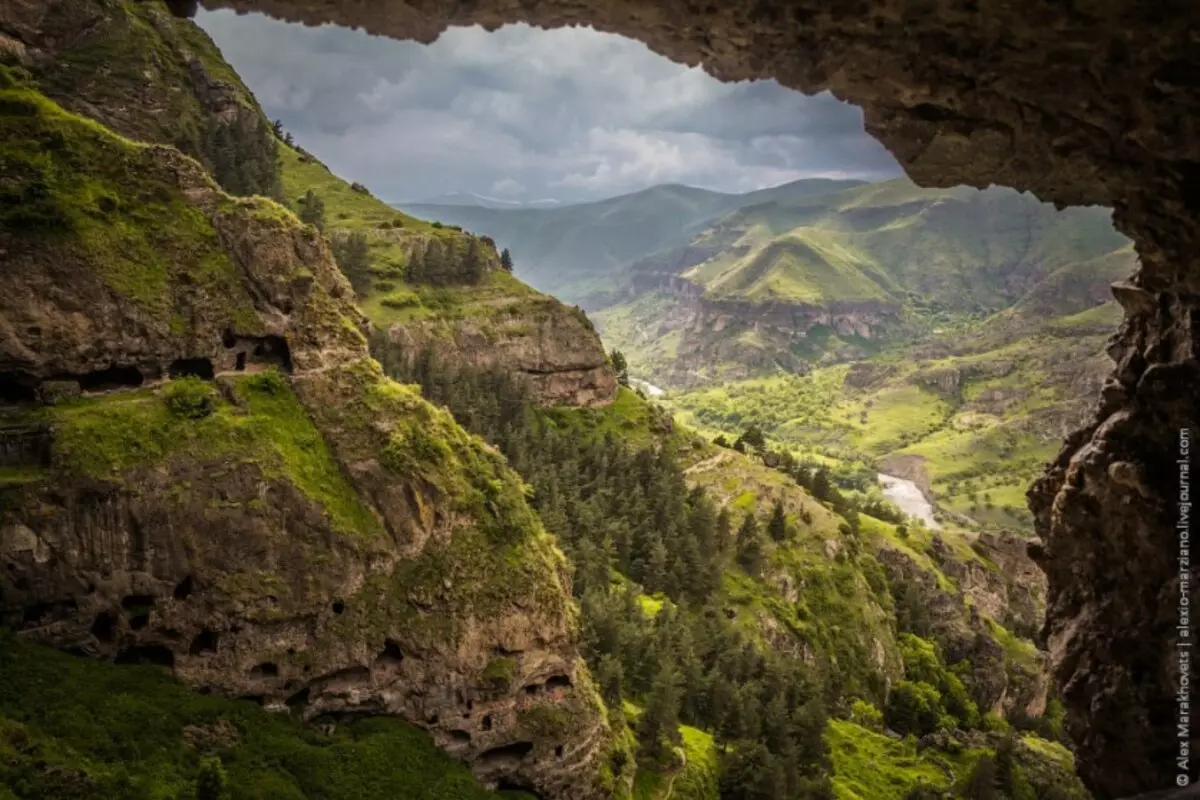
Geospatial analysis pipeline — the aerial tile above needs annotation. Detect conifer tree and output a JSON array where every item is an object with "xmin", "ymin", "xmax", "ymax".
[
  {"xmin": 331, "ymin": 231, "xmax": 372, "ymax": 297},
  {"xmin": 767, "ymin": 499, "xmax": 789, "ymax": 542},
  {"xmin": 736, "ymin": 513, "xmax": 765, "ymax": 577},
  {"xmin": 499, "ymin": 247, "xmax": 514, "ymax": 272},
  {"xmin": 297, "ymin": 189, "xmax": 325, "ymax": 232}
]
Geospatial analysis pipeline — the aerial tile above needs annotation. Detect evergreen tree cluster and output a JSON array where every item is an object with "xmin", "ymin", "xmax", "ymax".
[
  {"xmin": 297, "ymin": 189, "xmax": 325, "ymax": 232},
  {"xmin": 375, "ymin": 342, "xmax": 836, "ymax": 799},
  {"xmin": 197, "ymin": 115, "xmax": 280, "ymax": 199},
  {"xmin": 404, "ymin": 237, "xmax": 487, "ymax": 285},
  {"xmin": 609, "ymin": 349, "xmax": 630, "ymax": 387},
  {"xmin": 331, "ymin": 231, "xmax": 372, "ymax": 298},
  {"xmin": 715, "ymin": 425, "xmax": 910, "ymax": 529}
]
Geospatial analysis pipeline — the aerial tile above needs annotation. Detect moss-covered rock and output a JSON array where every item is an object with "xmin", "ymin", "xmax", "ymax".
[
  {"xmin": 16, "ymin": 0, "xmax": 280, "ymax": 197},
  {"xmin": 0, "ymin": 71, "xmax": 608, "ymax": 800}
]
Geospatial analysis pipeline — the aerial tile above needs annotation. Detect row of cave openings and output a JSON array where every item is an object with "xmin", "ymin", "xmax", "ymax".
[
  {"xmin": 0, "ymin": 334, "xmax": 294, "ymax": 470},
  {"xmin": 0, "ymin": 332, "xmax": 292, "ymax": 409},
  {"xmin": 18, "ymin": 580, "xmax": 568, "ymax": 798}
]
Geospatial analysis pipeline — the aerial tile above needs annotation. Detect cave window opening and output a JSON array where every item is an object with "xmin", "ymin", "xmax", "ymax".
[
  {"xmin": 235, "ymin": 352, "xmax": 246, "ymax": 371},
  {"xmin": 115, "ymin": 645, "xmax": 176, "ymax": 668},
  {"xmin": 189, "ymin": 629, "xmax": 219, "ymax": 655},
  {"xmin": 545, "ymin": 674, "xmax": 572, "ymax": 690},
  {"xmin": 479, "ymin": 741, "xmax": 534, "ymax": 766},
  {"xmin": 495, "ymin": 779, "xmax": 543, "ymax": 798},
  {"xmin": 90, "ymin": 612, "xmax": 117, "ymax": 643},
  {"xmin": 482, "ymin": 714, "xmax": 493, "ymax": 731},
  {"xmin": 0, "ymin": 373, "xmax": 37, "ymax": 405},
  {"xmin": 168, "ymin": 358, "xmax": 214, "ymax": 380},
  {"xmin": 286, "ymin": 687, "xmax": 310, "ymax": 713},
  {"xmin": 76, "ymin": 366, "xmax": 144, "ymax": 392},
  {"xmin": 173, "ymin": 575, "xmax": 195, "ymax": 600},
  {"xmin": 250, "ymin": 662, "xmax": 279, "ymax": 678}
]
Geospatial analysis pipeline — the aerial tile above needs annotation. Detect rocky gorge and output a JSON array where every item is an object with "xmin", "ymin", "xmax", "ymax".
[{"xmin": 0, "ymin": 0, "xmax": 1195, "ymax": 796}]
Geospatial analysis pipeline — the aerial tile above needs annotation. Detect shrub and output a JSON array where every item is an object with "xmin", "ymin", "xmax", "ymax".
[
  {"xmin": 885, "ymin": 681, "xmax": 943, "ymax": 736},
  {"xmin": 849, "ymin": 699, "xmax": 884, "ymax": 731},
  {"xmin": 163, "ymin": 377, "xmax": 217, "ymax": 419}
]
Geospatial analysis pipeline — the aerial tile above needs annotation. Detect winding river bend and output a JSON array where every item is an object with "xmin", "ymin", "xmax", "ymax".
[{"xmin": 877, "ymin": 473, "xmax": 940, "ymax": 529}]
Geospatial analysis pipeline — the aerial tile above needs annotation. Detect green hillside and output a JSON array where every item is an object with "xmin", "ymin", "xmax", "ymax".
[
  {"xmin": 585, "ymin": 178, "xmax": 1133, "ymax": 531},
  {"xmin": 627, "ymin": 177, "xmax": 1128, "ymax": 313},
  {"xmin": 0, "ymin": 634, "xmax": 529, "ymax": 800}
]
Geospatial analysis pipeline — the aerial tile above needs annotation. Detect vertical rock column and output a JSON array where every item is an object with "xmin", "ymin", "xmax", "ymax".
[{"xmin": 1030, "ymin": 195, "xmax": 1199, "ymax": 798}]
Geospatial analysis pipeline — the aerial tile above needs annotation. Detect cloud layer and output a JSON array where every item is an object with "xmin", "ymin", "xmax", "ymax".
[{"xmin": 196, "ymin": 10, "xmax": 903, "ymax": 204}]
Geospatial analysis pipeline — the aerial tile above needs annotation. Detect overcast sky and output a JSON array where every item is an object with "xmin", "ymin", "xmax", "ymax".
[{"xmin": 196, "ymin": 10, "xmax": 902, "ymax": 205}]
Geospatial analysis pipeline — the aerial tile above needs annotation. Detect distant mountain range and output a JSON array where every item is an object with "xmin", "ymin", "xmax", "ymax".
[
  {"xmin": 398, "ymin": 191, "xmax": 564, "ymax": 209},
  {"xmin": 395, "ymin": 178, "xmax": 869, "ymax": 302}
]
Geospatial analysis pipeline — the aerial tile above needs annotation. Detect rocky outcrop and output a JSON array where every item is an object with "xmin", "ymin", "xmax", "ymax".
[
  {"xmin": 0, "ymin": 74, "xmax": 610, "ymax": 799},
  {"xmin": 877, "ymin": 540, "xmax": 1050, "ymax": 721},
  {"xmin": 5, "ymin": 0, "xmax": 279, "ymax": 198},
  {"xmin": 376, "ymin": 301, "xmax": 618, "ymax": 408}
]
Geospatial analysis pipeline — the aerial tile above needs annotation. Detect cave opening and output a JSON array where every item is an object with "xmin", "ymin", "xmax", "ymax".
[
  {"xmin": 221, "ymin": 331, "xmax": 294, "ymax": 374},
  {"xmin": 495, "ymin": 780, "xmax": 544, "ymax": 799},
  {"xmin": 75, "ymin": 366, "xmax": 145, "ymax": 392},
  {"xmin": 189, "ymin": 629, "xmax": 220, "ymax": 655},
  {"xmin": 168, "ymin": 358, "xmax": 215, "ymax": 380},
  {"xmin": 478, "ymin": 740, "xmax": 534, "ymax": 767},
  {"xmin": 115, "ymin": 645, "xmax": 176, "ymax": 668},
  {"xmin": 250, "ymin": 661, "xmax": 280, "ymax": 678},
  {"xmin": 0, "ymin": 372, "xmax": 37, "ymax": 405}
]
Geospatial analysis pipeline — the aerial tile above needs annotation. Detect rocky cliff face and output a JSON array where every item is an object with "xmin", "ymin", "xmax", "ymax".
[
  {"xmin": 0, "ymin": 69, "xmax": 611, "ymax": 799},
  {"xmin": 378, "ymin": 308, "xmax": 618, "ymax": 409},
  {"xmin": 5, "ymin": 0, "xmax": 279, "ymax": 198},
  {"xmin": 367, "ymin": 230, "xmax": 617, "ymax": 407}
]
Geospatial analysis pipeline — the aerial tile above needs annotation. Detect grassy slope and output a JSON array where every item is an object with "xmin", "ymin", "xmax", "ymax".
[
  {"xmin": 551, "ymin": 393, "xmax": 1079, "ymax": 797},
  {"xmin": 29, "ymin": 0, "xmax": 259, "ymax": 155},
  {"xmin": 277, "ymin": 144, "xmax": 578, "ymax": 336},
  {"xmin": 0, "ymin": 634, "xmax": 528, "ymax": 800},
  {"xmin": 9, "ymin": 374, "xmax": 382, "ymax": 539}
]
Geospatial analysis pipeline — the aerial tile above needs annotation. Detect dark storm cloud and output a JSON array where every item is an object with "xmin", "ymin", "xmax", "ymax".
[{"xmin": 195, "ymin": 9, "xmax": 902, "ymax": 204}]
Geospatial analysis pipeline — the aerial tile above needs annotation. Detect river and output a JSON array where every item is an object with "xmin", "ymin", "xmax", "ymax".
[
  {"xmin": 629, "ymin": 377, "xmax": 665, "ymax": 397},
  {"xmin": 877, "ymin": 473, "xmax": 940, "ymax": 529}
]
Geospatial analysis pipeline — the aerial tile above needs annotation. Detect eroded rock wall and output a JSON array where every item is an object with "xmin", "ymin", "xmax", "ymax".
[{"xmin": 0, "ymin": 71, "xmax": 610, "ymax": 799}]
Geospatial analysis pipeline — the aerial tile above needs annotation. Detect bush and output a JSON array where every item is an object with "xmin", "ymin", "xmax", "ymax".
[
  {"xmin": 163, "ymin": 377, "xmax": 217, "ymax": 419},
  {"xmin": 885, "ymin": 681, "xmax": 944, "ymax": 736},
  {"xmin": 849, "ymin": 699, "xmax": 884, "ymax": 731}
]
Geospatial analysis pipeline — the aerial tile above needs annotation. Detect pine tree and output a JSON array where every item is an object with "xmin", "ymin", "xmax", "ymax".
[
  {"xmin": 639, "ymin": 664, "xmax": 682, "ymax": 759},
  {"xmin": 609, "ymin": 349, "xmax": 630, "ymax": 386},
  {"xmin": 811, "ymin": 468, "xmax": 832, "ymax": 501},
  {"xmin": 196, "ymin": 757, "xmax": 230, "ymax": 800},
  {"xmin": 965, "ymin": 754, "xmax": 998, "ymax": 800},
  {"xmin": 767, "ymin": 499, "xmax": 789, "ymax": 542},
  {"xmin": 499, "ymin": 247, "xmax": 514, "ymax": 272},
  {"xmin": 596, "ymin": 653, "xmax": 624, "ymax": 708},
  {"xmin": 297, "ymin": 189, "xmax": 325, "ymax": 232},
  {"xmin": 736, "ymin": 513, "xmax": 765, "ymax": 577},
  {"xmin": 994, "ymin": 733, "xmax": 1018, "ymax": 796},
  {"xmin": 331, "ymin": 231, "xmax": 372, "ymax": 297}
]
